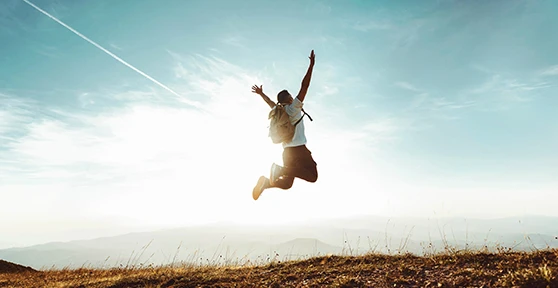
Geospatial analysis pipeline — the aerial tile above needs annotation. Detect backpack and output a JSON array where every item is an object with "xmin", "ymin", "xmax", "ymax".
[{"xmin": 268, "ymin": 103, "xmax": 312, "ymax": 144}]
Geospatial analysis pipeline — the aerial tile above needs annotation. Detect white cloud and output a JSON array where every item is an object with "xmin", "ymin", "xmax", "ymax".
[
  {"xmin": 429, "ymin": 97, "xmax": 477, "ymax": 111},
  {"xmin": 78, "ymin": 92, "xmax": 94, "ymax": 107},
  {"xmin": 309, "ymin": 1, "xmax": 332, "ymax": 15},
  {"xmin": 0, "ymin": 94, "xmax": 33, "ymax": 137},
  {"xmin": 109, "ymin": 43, "xmax": 124, "ymax": 51},
  {"xmin": 540, "ymin": 65, "xmax": 558, "ymax": 76},
  {"xmin": 34, "ymin": 45, "xmax": 59, "ymax": 58},
  {"xmin": 395, "ymin": 81, "xmax": 422, "ymax": 93},
  {"xmin": 221, "ymin": 35, "xmax": 248, "ymax": 49},
  {"xmin": 467, "ymin": 74, "xmax": 550, "ymax": 108},
  {"xmin": 403, "ymin": 71, "xmax": 551, "ymax": 116},
  {"xmin": 0, "ymin": 110, "xmax": 19, "ymax": 135},
  {"xmin": 0, "ymin": 51, "xmax": 407, "ymax": 247},
  {"xmin": 320, "ymin": 85, "xmax": 339, "ymax": 97},
  {"xmin": 398, "ymin": 82, "xmax": 475, "ymax": 118},
  {"xmin": 352, "ymin": 20, "xmax": 392, "ymax": 32}
]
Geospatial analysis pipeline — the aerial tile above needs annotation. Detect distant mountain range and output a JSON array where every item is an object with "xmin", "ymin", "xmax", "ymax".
[{"xmin": 1, "ymin": 215, "xmax": 556, "ymax": 270}]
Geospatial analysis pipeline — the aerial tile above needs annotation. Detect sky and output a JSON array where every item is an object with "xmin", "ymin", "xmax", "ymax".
[{"xmin": 1, "ymin": 0, "xmax": 557, "ymax": 248}]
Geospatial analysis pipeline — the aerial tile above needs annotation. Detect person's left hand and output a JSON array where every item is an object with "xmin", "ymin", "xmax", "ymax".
[{"xmin": 251, "ymin": 84, "xmax": 264, "ymax": 95}]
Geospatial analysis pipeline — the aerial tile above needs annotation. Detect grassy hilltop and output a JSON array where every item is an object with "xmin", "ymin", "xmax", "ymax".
[{"xmin": 1, "ymin": 249, "xmax": 557, "ymax": 287}]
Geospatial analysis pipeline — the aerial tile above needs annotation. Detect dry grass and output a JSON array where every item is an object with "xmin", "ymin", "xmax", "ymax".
[{"xmin": 1, "ymin": 248, "xmax": 557, "ymax": 288}]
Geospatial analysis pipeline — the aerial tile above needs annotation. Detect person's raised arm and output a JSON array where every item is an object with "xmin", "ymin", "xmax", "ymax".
[
  {"xmin": 252, "ymin": 84, "xmax": 276, "ymax": 109},
  {"xmin": 296, "ymin": 50, "xmax": 315, "ymax": 103}
]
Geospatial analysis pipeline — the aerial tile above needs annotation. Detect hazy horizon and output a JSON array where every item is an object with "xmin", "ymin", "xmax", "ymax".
[
  {"xmin": 1, "ymin": 0, "xmax": 557, "ymax": 250},
  {"xmin": 2, "ymin": 214, "xmax": 557, "ymax": 269}
]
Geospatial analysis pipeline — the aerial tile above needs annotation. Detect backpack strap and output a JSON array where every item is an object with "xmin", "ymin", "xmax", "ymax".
[
  {"xmin": 302, "ymin": 108, "xmax": 313, "ymax": 121},
  {"xmin": 294, "ymin": 108, "xmax": 313, "ymax": 126},
  {"xmin": 276, "ymin": 101, "xmax": 313, "ymax": 126}
]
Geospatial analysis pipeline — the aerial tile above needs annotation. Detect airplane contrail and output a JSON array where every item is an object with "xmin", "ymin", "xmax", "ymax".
[{"xmin": 22, "ymin": 0, "xmax": 204, "ymax": 110}]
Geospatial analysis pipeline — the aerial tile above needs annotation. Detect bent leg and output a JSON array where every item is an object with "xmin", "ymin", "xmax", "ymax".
[
  {"xmin": 271, "ymin": 175, "xmax": 295, "ymax": 190},
  {"xmin": 282, "ymin": 163, "xmax": 317, "ymax": 183}
]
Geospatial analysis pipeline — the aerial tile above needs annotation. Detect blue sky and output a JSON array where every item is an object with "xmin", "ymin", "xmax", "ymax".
[{"xmin": 1, "ymin": 0, "xmax": 557, "ymax": 247}]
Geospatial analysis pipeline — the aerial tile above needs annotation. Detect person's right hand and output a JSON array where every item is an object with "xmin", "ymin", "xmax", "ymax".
[
  {"xmin": 309, "ymin": 50, "xmax": 315, "ymax": 66},
  {"xmin": 251, "ymin": 84, "xmax": 264, "ymax": 95}
]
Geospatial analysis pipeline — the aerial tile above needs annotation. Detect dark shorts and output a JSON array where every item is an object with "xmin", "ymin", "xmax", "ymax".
[
  {"xmin": 282, "ymin": 145, "xmax": 318, "ymax": 183},
  {"xmin": 283, "ymin": 145, "xmax": 317, "ymax": 169}
]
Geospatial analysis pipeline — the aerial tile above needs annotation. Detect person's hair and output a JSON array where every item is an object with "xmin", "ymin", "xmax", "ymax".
[{"xmin": 277, "ymin": 90, "xmax": 291, "ymax": 104}]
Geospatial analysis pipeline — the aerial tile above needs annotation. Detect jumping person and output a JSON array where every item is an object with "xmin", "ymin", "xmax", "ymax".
[{"xmin": 251, "ymin": 50, "xmax": 318, "ymax": 200}]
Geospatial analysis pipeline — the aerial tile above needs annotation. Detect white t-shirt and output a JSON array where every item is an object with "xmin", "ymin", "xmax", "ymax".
[{"xmin": 282, "ymin": 97, "xmax": 307, "ymax": 148}]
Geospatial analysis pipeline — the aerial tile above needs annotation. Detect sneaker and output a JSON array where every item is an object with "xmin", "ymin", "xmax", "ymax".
[
  {"xmin": 252, "ymin": 176, "xmax": 267, "ymax": 200},
  {"xmin": 270, "ymin": 163, "xmax": 282, "ymax": 186}
]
